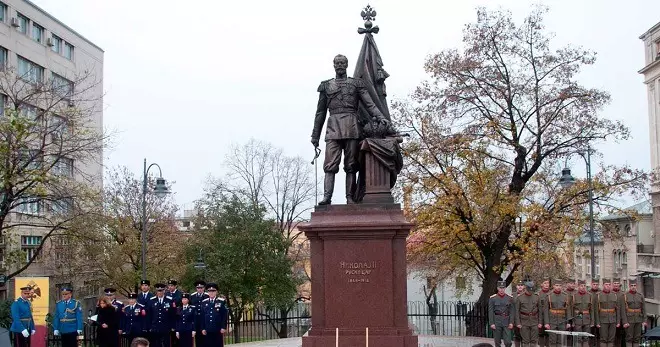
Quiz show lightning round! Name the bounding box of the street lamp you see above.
[558,145,595,280]
[141,158,169,281]
[194,249,207,280]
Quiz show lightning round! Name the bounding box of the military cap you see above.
[182,293,191,299]
[541,276,551,284]
[168,279,177,286]
[140,280,151,285]
[154,283,166,291]
[128,293,138,299]
[104,288,117,295]
[524,281,535,289]
[516,280,524,285]
[577,279,586,285]
[612,277,621,284]
[19,286,31,291]
[60,286,73,293]
[194,280,206,288]
[206,283,218,291]
[497,281,506,288]
[602,277,612,284]
[629,278,638,285]
[566,277,575,283]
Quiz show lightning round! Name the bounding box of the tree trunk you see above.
[466,270,499,337]
[278,307,289,338]
[232,318,241,343]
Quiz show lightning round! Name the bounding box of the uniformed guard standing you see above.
[596,278,620,347]
[572,279,594,347]
[120,293,148,343]
[612,278,624,347]
[148,283,175,347]
[544,279,572,347]
[10,286,36,347]
[52,286,83,347]
[489,281,514,347]
[201,283,228,347]
[514,281,541,347]
[175,293,196,347]
[513,280,525,347]
[621,278,646,347]
[138,280,154,307]
[190,281,209,347]
[102,287,124,346]
[538,277,552,347]
[565,278,577,347]
[590,279,601,347]
[166,280,182,347]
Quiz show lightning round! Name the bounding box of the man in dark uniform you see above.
[489,281,514,347]
[166,280,181,347]
[52,286,83,347]
[189,281,208,347]
[621,278,646,347]
[201,283,228,347]
[148,283,175,347]
[538,277,552,347]
[596,278,620,347]
[612,278,624,347]
[572,279,595,347]
[11,286,35,347]
[514,281,541,347]
[513,280,525,347]
[138,280,154,307]
[544,279,572,347]
[120,293,148,343]
[311,54,389,205]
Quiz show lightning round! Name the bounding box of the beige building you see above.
[640,20,660,324]
[0,0,103,307]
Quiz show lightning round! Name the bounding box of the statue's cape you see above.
[353,33,391,123]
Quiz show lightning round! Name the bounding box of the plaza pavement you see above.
[230,336,493,346]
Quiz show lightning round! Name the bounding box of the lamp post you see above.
[194,249,207,280]
[141,158,169,281]
[558,145,595,280]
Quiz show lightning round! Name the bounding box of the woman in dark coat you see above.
[175,293,197,347]
[96,297,119,347]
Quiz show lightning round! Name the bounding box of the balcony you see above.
[638,253,660,272]
[638,244,655,254]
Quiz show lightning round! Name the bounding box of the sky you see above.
[30,0,660,214]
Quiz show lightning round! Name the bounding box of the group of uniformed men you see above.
[489,277,646,347]
[10,279,229,347]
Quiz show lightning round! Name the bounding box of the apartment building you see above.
[0,0,103,306]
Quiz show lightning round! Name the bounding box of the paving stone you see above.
[230,336,493,346]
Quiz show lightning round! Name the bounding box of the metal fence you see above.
[6,300,491,346]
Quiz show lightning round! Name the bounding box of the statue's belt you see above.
[329,108,358,115]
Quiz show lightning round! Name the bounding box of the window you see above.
[31,23,43,43]
[17,56,44,84]
[51,198,73,215]
[585,251,591,277]
[52,115,70,137]
[182,220,191,228]
[0,94,5,117]
[21,236,41,246]
[0,2,6,23]
[625,224,632,236]
[63,43,74,60]
[643,277,655,299]
[52,157,73,177]
[614,250,619,269]
[576,255,583,278]
[0,46,6,68]
[17,13,28,35]
[622,252,627,265]
[51,73,74,99]
[18,104,37,119]
[595,250,600,276]
[51,35,62,53]
[16,198,41,215]
[19,149,42,171]
[656,41,660,59]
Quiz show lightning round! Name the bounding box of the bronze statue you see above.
[311,54,388,205]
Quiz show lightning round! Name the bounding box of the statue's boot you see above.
[346,172,356,204]
[318,173,335,205]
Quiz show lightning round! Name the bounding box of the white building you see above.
[0,0,103,302]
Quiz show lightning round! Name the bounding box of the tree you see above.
[67,166,185,294]
[396,6,646,309]
[0,63,107,280]
[185,191,297,343]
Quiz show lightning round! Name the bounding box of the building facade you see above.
[640,20,660,325]
[0,0,103,309]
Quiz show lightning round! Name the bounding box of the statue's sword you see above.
[311,146,322,205]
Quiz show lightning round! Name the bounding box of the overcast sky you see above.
[31,0,660,213]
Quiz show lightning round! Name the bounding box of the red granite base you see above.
[299,204,418,347]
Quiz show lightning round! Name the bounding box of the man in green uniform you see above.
[544,278,572,347]
[513,280,525,347]
[538,277,552,347]
[565,277,576,346]
[596,278,620,347]
[590,278,601,347]
[489,281,514,347]
[621,278,646,347]
[612,278,624,347]
[573,279,595,347]
[514,281,541,347]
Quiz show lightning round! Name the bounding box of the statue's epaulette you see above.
[317,79,332,92]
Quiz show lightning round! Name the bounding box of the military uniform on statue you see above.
[621,278,646,347]
[53,286,84,347]
[10,286,36,347]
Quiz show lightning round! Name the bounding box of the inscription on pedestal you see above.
[340,261,377,283]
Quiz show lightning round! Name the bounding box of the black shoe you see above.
[318,196,332,205]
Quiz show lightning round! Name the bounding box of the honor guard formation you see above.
[9,279,229,347]
[489,277,647,347]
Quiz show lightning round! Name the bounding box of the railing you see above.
[5,300,489,346]
[638,244,655,253]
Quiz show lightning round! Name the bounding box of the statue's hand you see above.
[311,138,319,147]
